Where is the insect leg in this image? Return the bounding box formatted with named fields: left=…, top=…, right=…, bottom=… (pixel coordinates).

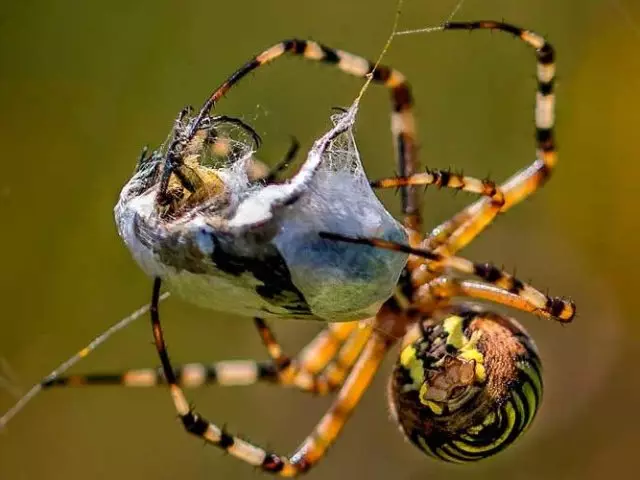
left=40, top=361, right=278, bottom=389
left=253, top=317, right=372, bottom=394
left=262, top=137, right=300, bottom=183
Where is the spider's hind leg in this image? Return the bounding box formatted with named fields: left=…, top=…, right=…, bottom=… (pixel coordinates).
left=42, top=317, right=372, bottom=396
left=150, top=278, right=391, bottom=476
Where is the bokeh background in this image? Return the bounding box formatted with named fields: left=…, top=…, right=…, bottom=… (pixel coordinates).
left=1, top=0, right=638, bottom=479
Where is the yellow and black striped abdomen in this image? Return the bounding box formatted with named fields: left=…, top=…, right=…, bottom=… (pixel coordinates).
left=388, top=307, right=543, bottom=462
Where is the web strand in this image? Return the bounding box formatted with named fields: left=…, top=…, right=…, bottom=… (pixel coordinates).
left=0, top=293, right=170, bottom=431
left=609, top=0, right=640, bottom=39
left=356, top=0, right=465, bottom=102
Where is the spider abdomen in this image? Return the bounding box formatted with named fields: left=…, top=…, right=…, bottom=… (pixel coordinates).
left=388, top=308, right=543, bottom=462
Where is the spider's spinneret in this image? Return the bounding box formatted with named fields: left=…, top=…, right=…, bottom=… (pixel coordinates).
left=389, top=308, right=542, bottom=462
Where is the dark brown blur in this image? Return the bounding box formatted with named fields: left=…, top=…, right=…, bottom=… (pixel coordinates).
left=1, top=0, right=638, bottom=479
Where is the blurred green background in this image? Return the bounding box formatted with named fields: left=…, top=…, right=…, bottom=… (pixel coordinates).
left=1, top=0, right=638, bottom=479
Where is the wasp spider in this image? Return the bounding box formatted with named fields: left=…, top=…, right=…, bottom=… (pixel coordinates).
left=35, top=21, right=574, bottom=475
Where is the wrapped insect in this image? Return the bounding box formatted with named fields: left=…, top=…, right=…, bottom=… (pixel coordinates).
left=115, top=105, right=407, bottom=321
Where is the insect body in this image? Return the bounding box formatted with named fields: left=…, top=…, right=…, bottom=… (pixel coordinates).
left=1, top=21, right=576, bottom=476
left=112, top=36, right=426, bottom=323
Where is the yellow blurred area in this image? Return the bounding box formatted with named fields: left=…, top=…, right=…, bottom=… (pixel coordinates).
left=1, top=0, right=638, bottom=479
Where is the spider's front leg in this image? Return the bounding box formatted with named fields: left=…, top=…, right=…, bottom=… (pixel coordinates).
left=426, top=21, right=558, bottom=255
left=150, top=278, right=394, bottom=476
left=188, top=38, right=422, bottom=242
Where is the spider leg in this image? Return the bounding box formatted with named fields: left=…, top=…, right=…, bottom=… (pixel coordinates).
left=188, top=39, right=420, bottom=241
left=253, top=317, right=373, bottom=394
left=426, top=21, right=557, bottom=255
left=41, top=361, right=279, bottom=389
left=370, top=171, right=505, bottom=203
left=416, top=276, right=572, bottom=321
left=150, top=278, right=391, bottom=476
left=319, top=233, right=575, bottom=322
left=293, top=322, right=357, bottom=374
left=41, top=319, right=370, bottom=396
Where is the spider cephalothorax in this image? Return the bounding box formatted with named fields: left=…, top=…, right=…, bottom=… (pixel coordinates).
left=390, top=307, right=542, bottom=462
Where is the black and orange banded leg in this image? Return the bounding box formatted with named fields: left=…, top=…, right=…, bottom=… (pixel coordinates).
left=188, top=39, right=421, bottom=242
left=415, top=276, right=573, bottom=322
left=42, top=319, right=367, bottom=395
left=150, top=277, right=392, bottom=476
left=313, top=321, right=373, bottom=393
left=319, top=233, right=575, bottom=323
left=39, top=348, right=370, bottom=394
left=253, top=317, right=372, bottom=394
left=41, top=361, right=280, bottom=389
left=426, top=21, right=557, bottom=255
left=281, top=320, right=374, bottom=395
left=294, top=322, right=358, bottom=374
left=370, top=170, right=504, bottom=206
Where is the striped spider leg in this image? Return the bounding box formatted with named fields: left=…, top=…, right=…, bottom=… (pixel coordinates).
left=421, top=21, right=559, bottom=256
left=162, top=37, right=423, bottom=243
left=369, top=20, right=558, bottom=267
left=319, top=234, right=575, bottom=322
left=369, top=21, right=560, bottom=303
left=253, top=318, right=373, bottom=395
left=42, top=319, right=370, bottom=397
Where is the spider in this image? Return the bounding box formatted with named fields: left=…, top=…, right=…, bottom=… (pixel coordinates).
left=5, top=20, right=574, bottom=475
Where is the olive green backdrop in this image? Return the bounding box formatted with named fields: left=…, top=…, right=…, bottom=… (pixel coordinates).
left=1, top=0, right=638, bottom=479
